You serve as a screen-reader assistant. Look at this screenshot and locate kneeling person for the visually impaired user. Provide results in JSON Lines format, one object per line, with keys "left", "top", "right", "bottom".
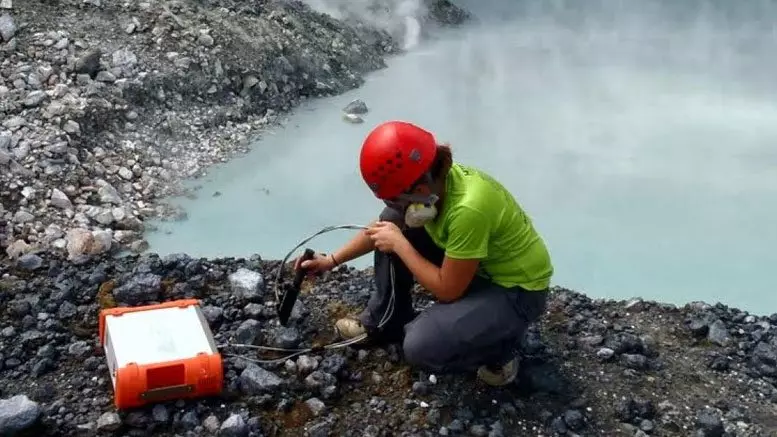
{"left": 297, "top": 120, "right": 554, "bottom": 386}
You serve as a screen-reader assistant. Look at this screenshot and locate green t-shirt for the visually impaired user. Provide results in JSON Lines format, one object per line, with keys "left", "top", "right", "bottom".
{"left": 424, "top": 163, "right": 554, "bottom": 291}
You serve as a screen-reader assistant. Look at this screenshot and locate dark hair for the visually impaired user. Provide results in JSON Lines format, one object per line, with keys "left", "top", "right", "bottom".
{"left": 429, "top": 144, "right": 453, "bottom": 182}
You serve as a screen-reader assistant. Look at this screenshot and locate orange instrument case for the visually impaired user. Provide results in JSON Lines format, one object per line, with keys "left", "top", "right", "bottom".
{"left": 98, "top": 299, "right": 224, "bottom": 409}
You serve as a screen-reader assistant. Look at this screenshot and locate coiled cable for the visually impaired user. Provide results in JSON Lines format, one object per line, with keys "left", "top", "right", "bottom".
{"left": 218, "top": 223, "right": 398, "bottom": 365}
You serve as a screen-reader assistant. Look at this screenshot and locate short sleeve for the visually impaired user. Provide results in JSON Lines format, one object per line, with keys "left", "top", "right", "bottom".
{"left": 444, "top": 207, "right": 490, "bottom": 259}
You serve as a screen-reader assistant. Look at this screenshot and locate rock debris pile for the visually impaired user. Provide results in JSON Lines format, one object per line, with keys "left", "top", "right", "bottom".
{"left": 0, "top": 0, "right": 467, "bottom": 261}
{"left": 1, "top": 251, "right": 776, "bottom": 436}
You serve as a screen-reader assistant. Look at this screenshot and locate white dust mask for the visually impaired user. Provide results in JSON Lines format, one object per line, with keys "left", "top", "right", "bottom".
{"left": 404, "top": 194, "right": 439, "bottom": 228}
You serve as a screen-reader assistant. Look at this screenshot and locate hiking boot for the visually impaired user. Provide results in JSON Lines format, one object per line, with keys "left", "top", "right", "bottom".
{"left": 334, "top": 317, "right": 367, "bottom": 339}
{"left": 334, "top": 316, "right": 406, "bottom": 346}
{"left": 477, "top": 357, "right": 519, "bottom": 386}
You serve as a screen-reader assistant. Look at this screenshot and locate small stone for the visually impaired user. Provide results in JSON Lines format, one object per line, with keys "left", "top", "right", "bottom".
{"left": 0, "top": 0, "right": 12, "bottom": 10}
{"left": 597, "top": 347, "right": 615, "bottom": 360}
{"left": 696, "top": 408, "right": 724, "bottom": 437}
{"left": 707, "top": 319, "right": 732, "bottom": 347}
{"left": 50, "top": 188, "right": 73, "bottom": 209}
{"left": 202, "top": 414, "right": 219, "bottom": 433}
{"left": 622, "top": 353, "right": 648, "bottom": 370}
{"left": 0, "top": 13, "right": 15, "bottom": 42}
{"left": 198, "top": 33, "right": 214, "bottom": 47}
{"left": 63, "top": 120, "right": 81, "bottom": 135}
{"left": 13, "top": 211, "right": 34, "bottom": 223}
{"left": 96, "top": 412, "right": 121, "bottom": 431}
{"left": 563, "top": 409, "right": 584, "bottom": 431}
{"left": 305, "top": 398, "right": 326, "bottom": 416}
{"left": 0, "top": 395, "right": 41, "bottom": 435}
{"left": 229, "top": 268, "right": 264, "bottom": 301}
{"left": 16, "top": 254, "right": 43, "bottom": 271}
{"left": 342, "top": 113, "right": 364, "bottom": 124}
{"left": 24, "top": 91, "right": 47, "bottom": 107}
{"left": 219, "top": 414, "right": 248, "bottom": 437}
{"left": 343, "top": 99, "right": 368, "bottom": 114}
{"left": 239, "top": 364, "right": 284, "bottom": 395}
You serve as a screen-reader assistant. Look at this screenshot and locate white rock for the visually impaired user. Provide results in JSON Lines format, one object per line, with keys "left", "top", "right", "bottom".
{"left": 96, "top": 412, "right": 121, "bottom": 431}
{"left": 50, "top": 188, "right": 73, "bottom": 209}
{"left": 342, "top": 113, "right": 363, "bottom": 124}
{"left": 91, "top": 230, "right": 113, "bottom": 254}
{"left": 63, "top": 120, "right": 81, "bottom": 135}
{"left": 111, "top": 207, "right": 126, "bottom": 222}
{"left": 95, "top": 209, "right": 114, "bottom": 225}
{"left": 97, "top": 181, "right": 122, "bottom": 204}
{"left": 129, "top": 240, "right": 149, "bottom": 253}
{"left": 113, "top": 230, "right": 137, "bottom": 244}
{"left": 21, "top": 186, "right": 35, "bottom": 199}
{"left": 65, "top": 228, "right": 93, "bottom": 259}
{"left": 13, "top": 210, "right": 34, "bottom": 223}
{"left": 118, "top": 167, "right": 133, "bottom": 180}
{"left": 6, "top": 239, "right": 31, "bottom": 258}
{"left": 0, "top": 0, "right": 12, "bottom": 10}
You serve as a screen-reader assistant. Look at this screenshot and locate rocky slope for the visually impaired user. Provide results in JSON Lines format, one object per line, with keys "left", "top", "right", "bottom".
{"left": 1, "top": 251, "right": 776, "bottom": 437}
{"left": 0, "top": 0, "right": 468, "bottom": 261}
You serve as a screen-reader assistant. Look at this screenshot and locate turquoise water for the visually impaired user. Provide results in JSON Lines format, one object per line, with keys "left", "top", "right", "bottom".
{"left": 145, "top": 0, "right": 777, "bottom": 315}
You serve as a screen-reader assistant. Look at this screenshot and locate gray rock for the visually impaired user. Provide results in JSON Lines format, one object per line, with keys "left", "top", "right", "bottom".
{"left": 3, "top": 116, "right": 25, "bottom": 129}
{"left": 0, "top": 148, "right": 10, "bottom": 165}
{"left": 342, "top": 113, "right": 364, "bottom": 124}
{"left": 273, "top": 326, "right": 301, "bottom": 349}
{"left": 95, "top": 70, "right": 116, "bottom": 83}
{"left": 597, "top": 347, "right": 615, "bottom": 361}
{"left": 16, "top": 254, "right": 43, "bottom": 270}
{"left": 23, "top": 91, "right": 47, "bottom": 107}
{"left": 343, "top": 99, "right": 368, "bottom": 114}
{"left": 113, "top": 273, "right": 162, "bottom": 305}
{"left": 198, "top": 32, "right": 214, "bottom": 47}
{"left": 13, "top": 211, "right": 34, "bottom": 223}
{"left": 239, "top": 364, "right": 284, "bottom": 395}
{"left": 96, "top": 412, "right": 122, "bottom": 431}
{"left": 235, "top": 319, "right": 261, "bottom": 345}
{"left": 68, "top": 341, "right": 92, "bottom": 357}
{"left": 304, "top": 370, "right": 337, "bottom": 391}
{"left": 219, "top": 414, "right": 248, "bottom": 437}
{"left": 112, "top": 48, "right": 137, "bottom": 68}
{"left": 228, "top": 268, "right": 264, "bottom": 301}
{"left": 202, "top": 414, "right": 220, "bottom": 433}
{"left": 622, "top": 353, "right": 648, "bottom": 370}
{"left": 0, "top": 395, "right": 41, "bottom": 435}
{"left": 50, "top": 188, "right": 73, "bottom": 210}
{"left": 97, "top": 181, "right": 122, "bottom": 204}
{"left": 202, "top": 305, "right": 224, "bottom": 324}
{"left": 0, "top": 133, "right": 9, "bottom": 150}
{"left": 296, "top": 355, "right": 319, "bottom": 376}
{"left": 152, "top": 404, "right": 169, "bottom": 423}
{"left": 0, "top": 13, "right": 15, "bottom": 42}
{"left": 74, "top": 48, "right": 102, "bottom": 76}
{"left": 563, "top": 409, "right": 584, "bottom": 431}
{"left": 307, "top": 420, "right": 331, "bottom": 437}
{"left": 695, "top": 408, "right": 724, "bottom": 437}
{"left": 707, "top": 319, "right": 731, "bottom": 347}
{"left": 63, "top": 120, "right": 81, "bottom": 134}
{"left": 305, "top": 398, "right": 326, "bottom": 416}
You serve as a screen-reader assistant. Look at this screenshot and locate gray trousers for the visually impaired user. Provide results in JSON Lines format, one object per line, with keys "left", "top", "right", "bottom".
{"left": 359, "top": 207, "right": 548, "bottom": 374}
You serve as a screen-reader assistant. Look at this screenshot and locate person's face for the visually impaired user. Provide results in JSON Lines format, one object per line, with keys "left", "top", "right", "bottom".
{"left": 383, "top": 183, "right": 434, "bottom": 212}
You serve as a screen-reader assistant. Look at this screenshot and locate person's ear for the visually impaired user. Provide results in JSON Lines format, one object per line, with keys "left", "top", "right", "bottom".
{"left": 412, "top": 184, "right": 431, "bottom": 196}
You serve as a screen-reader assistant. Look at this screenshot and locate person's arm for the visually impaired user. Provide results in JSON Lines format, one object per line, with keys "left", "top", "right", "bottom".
{"left": 394, "top": 207, "right": 488, "bottom": 302}
{"left": 330, "top": 222, "right": 376, "bottom": 265}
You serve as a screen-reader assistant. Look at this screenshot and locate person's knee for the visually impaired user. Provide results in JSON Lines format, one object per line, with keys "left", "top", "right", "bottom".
{"left": 402, "top": 323, "right": 444, "bottom": 370}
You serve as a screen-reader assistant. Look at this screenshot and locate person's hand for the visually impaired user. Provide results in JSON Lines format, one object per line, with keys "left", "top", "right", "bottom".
{"left": 366, "top": 221, "right": 407, "bottom": 253}
{"left": 294, "top": 251, "right": 335, "bottom": 277}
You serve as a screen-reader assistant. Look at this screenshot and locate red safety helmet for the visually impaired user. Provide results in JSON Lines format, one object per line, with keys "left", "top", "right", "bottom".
{"left": 359, "top": 120, "right": 438, "bottom": 200}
